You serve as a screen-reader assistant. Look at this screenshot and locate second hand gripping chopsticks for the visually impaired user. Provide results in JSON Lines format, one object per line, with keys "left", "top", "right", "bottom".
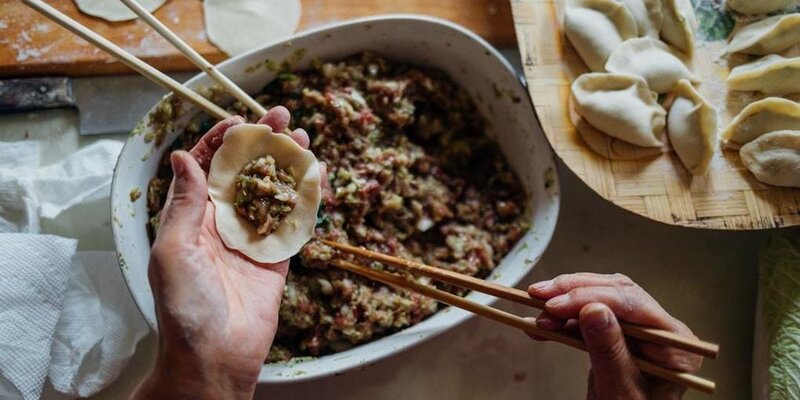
{"left": 323, "top": 240, "right": 719, "bottom": 394}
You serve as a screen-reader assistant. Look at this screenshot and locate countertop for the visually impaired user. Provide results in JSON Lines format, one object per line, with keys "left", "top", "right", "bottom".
{"left": 0, "top": 50, "right": 764, "bottom": 400}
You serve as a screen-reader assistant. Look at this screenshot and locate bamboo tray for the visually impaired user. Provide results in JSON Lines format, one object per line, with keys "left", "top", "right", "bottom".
{"left": 510, "top": 0, "right": 800, "bottom": 230}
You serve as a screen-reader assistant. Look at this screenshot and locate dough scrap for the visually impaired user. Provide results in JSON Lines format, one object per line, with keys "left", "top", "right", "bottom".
{"left": 205, "top": 0, "right": 302, "bottom": 56}
{"left": 74, "top": 0, "right": 165, "bottom": 22}
{"left": 208, "top": 124, "right": 321, "bottom": 264}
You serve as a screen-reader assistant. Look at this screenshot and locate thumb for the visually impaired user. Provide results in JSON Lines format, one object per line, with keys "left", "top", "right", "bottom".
{"left": 580, "top": 303, "right": 643, "bottom": 399}
{"left": 159, "top": 151, "right": 208, "bottom": 241}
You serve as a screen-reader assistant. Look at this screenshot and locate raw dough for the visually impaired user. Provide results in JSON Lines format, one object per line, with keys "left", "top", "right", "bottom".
{"left": 205, "top": 0, "right": 302, "bottom": 56}
{"left": 208, "top": 124, "right": 321, "bottom": 264}
{"left": 74, "top": 0, "right": 166, "bottom": 22}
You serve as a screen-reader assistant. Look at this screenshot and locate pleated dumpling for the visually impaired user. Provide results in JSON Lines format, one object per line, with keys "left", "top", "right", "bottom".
{"left": 727, "top": 0, "right": 798, "bottom": 15}
{"left": 605, "top": 37, "right": 697, "bottom": 93}
{"left": 620, "top": 0, "right": 663, "bottom": 38}
{"left": 721, "top": 98, "right": 800, "bottom": 147}
{"left": 660, "top": 0, "right": 695, "bottom": 56}
{"left": 727, "top": 55, "right": 800, "bottom": 95}
{"left": 564, "top": 0, "right": 638, "bottom": 71}
{"left": 571, "top": 73, "right": 666, "bottom": 147}
{"left": 726, "top": 14, "right": 800, "bottom": 55}
{"left": 667, "top": 80, "right": 717, "bottom": 175}
{"left": 740, "top": 130, "right": 800, "bottom": 188}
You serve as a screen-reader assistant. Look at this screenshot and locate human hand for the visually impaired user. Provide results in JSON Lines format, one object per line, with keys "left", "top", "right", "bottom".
{"left": 527, "top": 273, "right": 702, "bottom": 400}
{"left": 132, "top": 107, "right": 317, "bottom": 400}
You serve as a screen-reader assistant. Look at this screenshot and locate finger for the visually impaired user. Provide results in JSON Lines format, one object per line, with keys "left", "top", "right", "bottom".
{"left": 638, "top": 340, "right": 703, "bottom": 373}
{"left": 535, "top": 311, "right": 566, "bottom": 331}
{"left": 158, "top": 151, "right": 208, "bottom": 243}
{"left": 290, "top": 128, "right": 310, "bottom": 149}
{"left": 544, "top": 285, "right": 673, "bottom": 330}
{"left": 522, "top": 317, "right": 549, "bottom": 341}
{"left": 529, "top": 273, "right": 634, "bottom": 299}
{"left": 580, "top": 303, "right": 643, "bottom": 397}
{"left": 256, "top": 106, "right": 291, "bottom": 133}
{"left": 189, "top": 115, "right": 246, "bottom": 172}
{"left": 586, "top": 369, "right": 596, "bottom": 400}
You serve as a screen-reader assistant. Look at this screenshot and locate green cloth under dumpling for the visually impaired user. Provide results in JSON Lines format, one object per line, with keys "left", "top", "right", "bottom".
{"left": 760, "top": 229, "right": 800, "bottom": 399}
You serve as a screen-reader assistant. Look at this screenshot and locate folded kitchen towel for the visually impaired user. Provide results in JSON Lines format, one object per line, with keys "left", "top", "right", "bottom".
{"left": 0, "top": 234, "right": 78, "bottom": 400}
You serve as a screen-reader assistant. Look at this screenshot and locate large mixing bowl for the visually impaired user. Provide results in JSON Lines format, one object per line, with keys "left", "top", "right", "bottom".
{"left": 111, "top": 15, "right": 560, "bottom": 383}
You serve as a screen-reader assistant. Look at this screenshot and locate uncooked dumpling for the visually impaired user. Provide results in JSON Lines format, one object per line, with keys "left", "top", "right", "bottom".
{"left": 205, "top": 0, "right": 302, "bottom": 56}
{"left": 740, "top": 130, "right": 800, "bottom": 188}
{"left": 721, "top": 98, "right": 800, "bottom": 147}
{"left": 620, "top": 0, "right": 663, "bottom": 38}
{"left": 564, "top": 0, "right": 638, "bottom": 71}
{"left": 726, "top": 14, "right": 800, "bottom": 55}
{"left": 605, "top": 37, "right": 697, "bottom": 93}
{"left": 74, "top": 0, "right": 165, "bottom": 22}
{"left": 660, "top": 0, "right": 695, "bottom": 56}
{"left": 667, "top": 80, "right": 717, "bottom": 175}
{"left": 571, "top": 73, "right": 666, "bottom": 147}
{"left": 571, "top": 105, "right": 667, "bottom": 160}
{"left": 208, "top": 124, "right": 321, "bottom": 263}
{"left": 727, "top": 0, "right": 798, "bottom": 15}
{"left": 727, "top": 55, "right": 800, "bottom": 95}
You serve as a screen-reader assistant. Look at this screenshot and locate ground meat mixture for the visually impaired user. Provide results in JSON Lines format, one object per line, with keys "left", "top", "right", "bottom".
{"left": 234, "top": 155, "right": 298, "bottom": 235}
{"left": 147, "top": 52, "right": 530, "bottom": 361}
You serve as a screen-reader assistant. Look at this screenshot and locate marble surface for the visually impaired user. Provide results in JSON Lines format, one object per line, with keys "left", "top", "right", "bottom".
{"left": 1, "top": 50, "right": 764, "bottom": 400}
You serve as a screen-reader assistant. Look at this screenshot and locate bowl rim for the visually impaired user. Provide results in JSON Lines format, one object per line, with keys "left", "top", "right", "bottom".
{"left": 111, "top": 13, "right": 561, "bottom": 383}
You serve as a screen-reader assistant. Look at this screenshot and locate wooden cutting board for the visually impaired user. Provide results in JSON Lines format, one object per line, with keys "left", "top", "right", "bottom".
{"left": 510, "top": 0, "right": 800, "bottom": 230}
{"left": 0, "top": 0, "right": 515, "bottom": 76}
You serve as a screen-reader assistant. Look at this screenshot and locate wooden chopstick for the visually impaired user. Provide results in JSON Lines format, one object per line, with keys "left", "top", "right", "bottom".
{"left": 118, "top": 0, "right": 270, "bottom": 119}
{"left": 23, "top": 0, "right": 232, "bottom": 120}
{"left": 332, "top": 258, "right": 716, "bottom": 394}
{"left": 322, "top": 240, "right": 720, "bottom": 359}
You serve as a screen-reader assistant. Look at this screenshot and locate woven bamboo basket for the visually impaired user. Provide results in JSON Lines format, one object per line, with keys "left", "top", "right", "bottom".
{"left": 510, "top": 0, "right": 800, "bottom": 230}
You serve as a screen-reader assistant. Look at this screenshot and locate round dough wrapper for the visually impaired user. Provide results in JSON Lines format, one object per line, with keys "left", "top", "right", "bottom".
{"left": 205, "top": 0, "right": 302, "bottom": 56}
{"left": 208, "top": 124, "right": 321, "bottom": 263}
{"left": 74, "top": 0, "right": 165, "bottom": 22}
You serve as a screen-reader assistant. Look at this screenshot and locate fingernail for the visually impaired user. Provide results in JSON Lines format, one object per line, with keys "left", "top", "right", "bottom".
{"left": 170, "top": 152, "right": 185, "bottom": 176}
{"left": 546, "top": 294, "right": 569, "bottom": 308}
{"left": 531, "top": 279, "right": 553, "bottom": 291}
{"left": 584, "top": 305, "right": 611, "bottom": 333}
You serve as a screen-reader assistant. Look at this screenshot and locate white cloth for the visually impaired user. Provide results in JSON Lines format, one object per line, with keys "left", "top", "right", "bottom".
{"left": 0, "top": 139, "right": 149, "bottom": 399}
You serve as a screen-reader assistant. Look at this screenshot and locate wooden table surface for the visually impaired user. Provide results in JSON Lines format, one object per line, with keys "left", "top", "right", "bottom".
{"left": 0, "top": 0, "right": 515, "bottom": 77}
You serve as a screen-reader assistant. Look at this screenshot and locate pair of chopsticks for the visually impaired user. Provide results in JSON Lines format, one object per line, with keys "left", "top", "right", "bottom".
{"left": 322, "top": 240, "right": 719, "bottom": 394}
{"left": 23, "top": 0, "right": 290, "bottom": 133}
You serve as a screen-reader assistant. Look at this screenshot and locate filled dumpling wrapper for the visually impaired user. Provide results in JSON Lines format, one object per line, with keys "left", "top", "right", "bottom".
{"left": 570, "top": 102, "right": 668, "bottom": 160}
{"left": 667, "top": 80, "right": 717, "bottom": 176}
{"left": 721, "top": 98, "right": 800, "bottom": 148}
{"left": 660, "top": 0, "right": 695, "bottom": 56}
{"left": 564, "top": 0, "right": 638, "bottom": 71}
{"left": 727, "top": 55, "right": 800, "bottom": 95}
{"left": 727, "top": 0, "right": 798, "bottom": 15}
{"left": 571, "top": 72, "right": 666, "bottom": 147}
{"left": 208, "top": 124, "right": 322, "bottom": 264}
{"left": 740, "top": 130, "right": 800, "bottom": 188}
{"left": 726, "top": 14, "right": 800, "bottom": 55}
{"left": 605, "top": 37, "right": 697, "bottom": 93}
{"left": 620, "top": 0, "right": 663, "bottom": 38}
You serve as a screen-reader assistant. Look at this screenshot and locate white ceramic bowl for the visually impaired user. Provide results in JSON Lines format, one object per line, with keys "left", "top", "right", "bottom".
{"left": 111, "top": 15, "right": 560, "bottom": 383}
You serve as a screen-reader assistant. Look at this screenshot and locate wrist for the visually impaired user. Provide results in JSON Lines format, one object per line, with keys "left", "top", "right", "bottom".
{"left": 133, "top": 348, "right": 259, "bottom": 400}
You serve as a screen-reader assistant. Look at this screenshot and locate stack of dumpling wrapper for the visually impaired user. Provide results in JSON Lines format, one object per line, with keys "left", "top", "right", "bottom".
{"left": 563, "top": 0, "right": 800, "bottom": 184}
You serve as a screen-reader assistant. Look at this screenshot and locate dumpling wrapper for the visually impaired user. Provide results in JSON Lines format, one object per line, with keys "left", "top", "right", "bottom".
{"left": 74, "top": 0, "right": 165, "bottom": 22}
{"left": 569, "top": 98, "right": 668, "bottom": 160}
{"left": 740, "top": 130, "right": 800, "bottom": 188}
{"left": 660, "top": 0, "right": 695, "bottom": 56}
{"left": 726, "top": 14, "right": 800, "bottom": 55}
{"left": 564, "top": 0, "right": 638, "bottom": 71}
{"left": 571, "top": 72, "right": 666, "bottom": 147}
{"left": 721, "top": 98, "right": 800, "bottom": 148}
{"left": 727, "top": 0, "right": 798, "bottom": 15}
{"left": 620, "top": 0, "right": 663, "bottom": 38}
{"left": 205, "top": 0, "right": 301, "bottom": 56}
{"left": 667, "top": 80, "right": 717, "bottom": 176}
{"left": 605, "top": 37, "right": 697, "bottom": 93}
{"left": 208, "top": 124, "right": 321, "bottom": 264}
{"left": 727, "top": 55, "right": 800, "bottom": 95}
